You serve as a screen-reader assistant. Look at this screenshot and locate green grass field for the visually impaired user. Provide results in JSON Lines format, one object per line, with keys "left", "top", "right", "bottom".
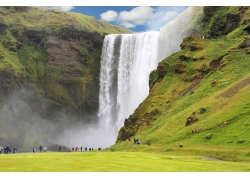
{"left": 0, "top": 150, "right": 250, "bottom": 172}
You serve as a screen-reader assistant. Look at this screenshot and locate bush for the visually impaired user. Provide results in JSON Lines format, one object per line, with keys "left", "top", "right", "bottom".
{"left": 206, "top": 133, "right": 213, "bottom": 139}
{"left": 237, "top": 139, "right": 246, "bottom": 144}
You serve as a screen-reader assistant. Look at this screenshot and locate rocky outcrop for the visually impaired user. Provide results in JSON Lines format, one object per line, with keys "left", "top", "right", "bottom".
{"left": 202, "top": 6, "right": 249, "bottom": 38}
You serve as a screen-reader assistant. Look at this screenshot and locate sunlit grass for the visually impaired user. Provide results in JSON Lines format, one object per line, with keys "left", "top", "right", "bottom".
{"left": 0, "top": 151, "right": 249, "bottom": 172}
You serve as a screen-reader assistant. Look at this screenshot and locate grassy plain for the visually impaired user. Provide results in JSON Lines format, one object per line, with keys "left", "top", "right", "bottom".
{"left": 0, "top": 150, "right": 250, "bottom": 172}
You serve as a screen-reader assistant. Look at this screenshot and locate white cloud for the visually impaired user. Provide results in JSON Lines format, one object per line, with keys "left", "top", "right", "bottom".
{"left": 120, "top": 22, "right": 136, "bottom": 28}
{"left": 100, "top": 10, "right": 118, "bottom": 22}
{"left": 117, "top": 6, "right": 155, "bottom": 26}
{"left": 100, "top": 6, "right": 155, "bottom": 29}
{"left": 47, "top": 6, "right": 75, "bottom": 12}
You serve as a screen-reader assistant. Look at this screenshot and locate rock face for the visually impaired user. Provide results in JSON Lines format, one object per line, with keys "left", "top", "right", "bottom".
{"left": 0, "top": 6, "right": 131, "bottom": 120}
{"left": 0, "top": 27, "right": 103, "bottom": 121}
{"left": 202, "top": 6, "right": 249, "bottom": 38}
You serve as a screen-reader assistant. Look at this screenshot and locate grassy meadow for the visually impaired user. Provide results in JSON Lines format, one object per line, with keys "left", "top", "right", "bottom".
{"left": 0, "top": 150, "right": 250, "bottom": 172}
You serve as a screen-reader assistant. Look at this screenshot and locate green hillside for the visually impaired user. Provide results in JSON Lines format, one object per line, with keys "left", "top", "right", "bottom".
{"left": 113, "top": 6, "right": 250, "bottom": 160}
{"left": 0, "top": 6, "right": 131, "bottom": 149}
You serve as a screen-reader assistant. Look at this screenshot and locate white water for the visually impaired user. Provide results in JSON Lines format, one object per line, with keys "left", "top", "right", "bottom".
{"left": 98, "top": 32, "right": 159, "bottom": 139}
{"left": 97, "top": 7, "right": 198, "bottom": 147}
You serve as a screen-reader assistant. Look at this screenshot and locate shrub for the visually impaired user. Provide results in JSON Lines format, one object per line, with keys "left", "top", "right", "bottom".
{"left": 206, "top": 133, "right": 213, "bottom": 139}
{"left": 237, "top": 139, "right": 246, "bottom": 144}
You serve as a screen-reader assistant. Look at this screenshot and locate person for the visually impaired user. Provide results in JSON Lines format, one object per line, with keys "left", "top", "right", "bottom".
{"left": 39, "top": 145, "right": 42, "bottom": 152}
{"left": 72, "top": 148, "right": 74, "bottom": 151}
{"left": 80, "top": 146, "right": 83, "bottom": 151}
{"left": 137, "top": 140, "right": 140, "bottom": 144}
{"left": 224, "top": 120, "right": 227, "bottom": 124}
{"left": 44, "top": 146, "right": 47, "bottom": 152}
{"left": 59, "top": 146, "right": 62, "bottom": 152}
{"left": 85, "top": 147, "right": 87, "bottom": 151}
{"left": 33, "top": 147, "right": 36, "bottom": 153}
{"left": 128, "top": 137, "right": 131, "bottom": 142}
{"left": 191, "top": 129, "right": 195, "bottom": 134}
{"left": 179, "top": 143, "right": 183, "bottom": 147}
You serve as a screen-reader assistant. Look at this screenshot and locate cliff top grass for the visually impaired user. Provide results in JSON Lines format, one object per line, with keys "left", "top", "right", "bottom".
{"left": 0, "top": 6, "right": 132, "bottom": 35}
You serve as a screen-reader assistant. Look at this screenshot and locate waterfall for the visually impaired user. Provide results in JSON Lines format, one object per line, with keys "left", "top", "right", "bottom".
{"left": 98, "top": 32, "right": 159, "bottom": 140}
{"left": 97, "top": 7, "right": 199, "bottom": 147}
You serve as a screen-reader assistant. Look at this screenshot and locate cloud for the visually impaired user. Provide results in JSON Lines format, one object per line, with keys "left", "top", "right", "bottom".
{"left": 100, "top": 10, "right": 118, "bottom": 22}
{"left": 120, "top": 22, "right": 136, "bottom": 28}
{"left": 100, "top": 6, "right": 155, "bottom": 29}
{"left": 117, "top": 6, "right": 155, "bottom": 26}
{"left": 45, "top": 6, "right": 75, "bottom": 12}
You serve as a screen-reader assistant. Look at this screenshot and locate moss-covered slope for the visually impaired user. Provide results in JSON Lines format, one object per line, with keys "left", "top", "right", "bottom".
{"left": 115, "top": 6, "right": 250, "bottom": 151}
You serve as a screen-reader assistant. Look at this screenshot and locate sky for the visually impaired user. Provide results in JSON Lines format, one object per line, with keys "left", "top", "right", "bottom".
{"left": 5, "top": 0, "right": 248, "bottom": 33}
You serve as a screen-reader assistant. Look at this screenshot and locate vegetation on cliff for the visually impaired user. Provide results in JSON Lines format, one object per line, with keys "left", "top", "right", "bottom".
{"left": 114, "top": 6, "right": 250, "bottom": 159}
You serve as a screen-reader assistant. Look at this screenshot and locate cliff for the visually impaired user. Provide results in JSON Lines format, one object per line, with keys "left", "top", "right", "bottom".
{"left": 0, "top": 6, "right": 131, "bottom": 149}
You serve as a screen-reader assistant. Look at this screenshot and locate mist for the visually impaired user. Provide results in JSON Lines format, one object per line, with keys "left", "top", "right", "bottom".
{"left": 0, "top": 88, "right": 106, "bottom": 151}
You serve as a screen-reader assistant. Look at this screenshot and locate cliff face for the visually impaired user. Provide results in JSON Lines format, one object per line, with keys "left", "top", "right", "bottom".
{"left": 0, "top": 6, "right": 132, "bottom": 148}
{"left": 0, "top": 6, "right": 132, "bottom": 121}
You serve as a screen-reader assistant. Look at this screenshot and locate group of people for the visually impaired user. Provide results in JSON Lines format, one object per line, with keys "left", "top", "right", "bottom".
{"left": 33, "top": 146, "right": 47, "bottom": 153}
{"left": 127, "top": 137, "right": 141, "bottom": 145}
{"left": 71, "top": 147, "right": 102, "bottom": 152}
{"left": 191, "top": 127, "right": 203, "bottom": 134}
{"left": 0, "top": 146, "right": 18, "bottom": 154}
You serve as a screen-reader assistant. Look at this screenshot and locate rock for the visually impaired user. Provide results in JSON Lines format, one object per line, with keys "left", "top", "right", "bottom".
{"left": 48, "top": 144, "right": 71, "bottom": 152}
{"left": 206, "top": 133, "right": 213, "bottom": 139}
{"left": 174, "top": 61, "right": 188, "bottom": 74}
{"left": 200, "top": 108, "right": 206, "bottom": 114}
{"left": 238, "top": 39, "right": 250, "bottom": 48}
{"left": 185, "top": 116, "right": 199, "bottom": 126}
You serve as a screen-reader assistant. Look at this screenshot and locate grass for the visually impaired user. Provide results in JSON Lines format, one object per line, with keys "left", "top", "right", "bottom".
{"left": 0, "top": 151, "right": 249, "bottom": 172}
